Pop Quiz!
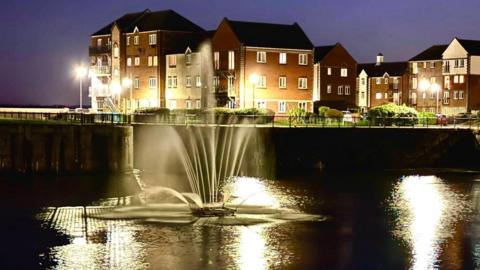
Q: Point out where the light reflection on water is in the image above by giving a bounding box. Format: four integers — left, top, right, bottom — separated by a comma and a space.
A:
389, 175, 471, 269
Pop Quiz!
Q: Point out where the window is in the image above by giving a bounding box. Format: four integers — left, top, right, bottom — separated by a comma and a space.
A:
327, 84, 332, 94
327, 68, 332, 76
127, 36, 130, 46
412, 77, 418, 89
375, 93, 382, 99
384, 93, 388, 99
134, 57, 140, 66
196, 100, 201, 109
423, 62, 427, 68
384, 77, 389, 84
376, 78, 381, 85
149, 34, 157, 45
185, 100, 192, 109
186, 53, 192, 65
213, 76, 219, 87
422, 92, 426, 99
444, 76, 450, 89
186, 76, 192, 87
148, 77, 157, 89
454, 59, 459, 68
279, 53, 287, 64
412, 62, 418, 74
459, 75, 464, 83
96, 38, 102, 48
153, 56, 158, 66
148, 56, 153, 67
454, 90, 458, 99
134, 77, 140, 89
361, 78, 366, 85
345, 85, 351, 95
227, 76, 234, 93
298, 102, 307, 110
393, 77, 399, 89
113, 44, 119, 58
134, 36, 139, 45
454, 75, 459, 83
168, 55, 177, 67
443, 91, 450, 104
459, 59, 465, 68
214, 52, 219, 69
258, 75, 267, 88
430, 77, 436, 84
298, 54, 308, 65
127, 57, 132, 67
195, 76, 201, 87
337, 85, 344, 95
279, 76, 287, 89
257, 51, 267, 63
228, 51, 235, 70
257, 101, 267, 109
167, 76, 172, 88
278, 101, 286, 113
444, 60, 450, 72
430, 61, 435, 68
298, 77, 307, 89
459, 90, 464, 99
169, 100, 177, 109
172, 76, 177, 88
341, 68, 348, 77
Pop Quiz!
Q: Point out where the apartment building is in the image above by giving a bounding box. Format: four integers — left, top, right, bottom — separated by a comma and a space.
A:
357, 54, 409, 109
313, 43, 357, 111
89, 9, 204, 112
164, 32, 214, 109
409, 44, 448, 113
441, 38, 480, 114
211, 18, 314, 114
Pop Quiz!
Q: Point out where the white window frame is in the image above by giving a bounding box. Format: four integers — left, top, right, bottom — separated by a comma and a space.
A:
430, 61, 435, 68
196, 100, 201, 109
172, 76, 177, 88
256, 100, 267, 109
185, 53, 192, 65
168, 55, 177, 67
195, 76, 201, 87
134, 77, 140, 89
278, 101, 286, 113
338, 85, 344, 95
186, 76, 192, 87
376, 78, 381, 85
279, 76, 287, 89
126, 36, 130, 46
258, 75, 267, 88
134, 57, 140, 66
214, 52, 220, 69
228, 51, 235, 70
459, 90, 464, 99
327, 84, 332, 93
257, 51, 267, 63
454, 90, 458, 99
298, 54, 308, 65
298, 77, 307, 89
327, 67, 332, 76
341, 68, 348, 77
298, 102, 307, 110
213, 76, 219, 88
148, 56, 153, 67
186, 100, 192, 109
375, 93, 382, 100
459, 75, 464, 83
443, 91, 450, 104
153, 56, 158, 66
345, 85, 350, 95
149, 34, 157, 45
148, 77, 157, 89
454, 75, 459, 83
127, 57, 132, 67
279, 53, 287, 64
412, 77, 418, 89
97, 38, 102, 48
134, 36, 139, 45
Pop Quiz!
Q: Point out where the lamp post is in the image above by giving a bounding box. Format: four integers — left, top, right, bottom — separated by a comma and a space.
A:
419, 78, 441, 114
75, 65, 87, 109
111, 81, 122, 112
122, 77, 133, 114
249, 73, 259, 108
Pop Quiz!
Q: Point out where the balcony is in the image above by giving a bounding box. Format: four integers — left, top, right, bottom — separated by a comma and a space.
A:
89, 45, 112, 55
90, 66, 111, 76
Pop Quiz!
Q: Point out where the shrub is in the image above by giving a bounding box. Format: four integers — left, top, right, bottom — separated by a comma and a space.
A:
288, 108, 306, 118
325, 108, 343, 119
318, 106, 330, 117
368, 103, 418, 126
418, 111, 437, 125
135, 107, 170, 115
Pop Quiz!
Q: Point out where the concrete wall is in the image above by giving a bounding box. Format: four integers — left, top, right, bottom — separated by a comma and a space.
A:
0, 124, 133, 174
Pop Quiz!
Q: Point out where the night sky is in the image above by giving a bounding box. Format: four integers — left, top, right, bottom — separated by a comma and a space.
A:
2, 0, 480, 106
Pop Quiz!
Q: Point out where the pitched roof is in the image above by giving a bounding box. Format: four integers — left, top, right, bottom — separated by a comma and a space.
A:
92, 9, 204, 36
409, 45, 448, 61
314, 45, 336, 62
357, 62, 408, 77
164, 31, 215, 54
225, 19, 313, 49
457, 38, 480, 56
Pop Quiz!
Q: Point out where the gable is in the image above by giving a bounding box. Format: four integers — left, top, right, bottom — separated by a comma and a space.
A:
443, 38, 468, 59
321, 43, 357, 66
212, 19, 242, 50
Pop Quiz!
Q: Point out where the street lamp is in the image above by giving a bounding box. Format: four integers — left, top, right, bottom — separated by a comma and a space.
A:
75, 65, 88, 109
249, 73, 259, 108
122, 77, 133, 113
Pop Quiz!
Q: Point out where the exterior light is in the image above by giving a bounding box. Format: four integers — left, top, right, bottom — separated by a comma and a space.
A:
431, 83, 440, 93
75, 65, 88, 79
122, 78, 132, 88
111, 82, 122, 95
249, 73, 259, 85
419, 79, 430, 91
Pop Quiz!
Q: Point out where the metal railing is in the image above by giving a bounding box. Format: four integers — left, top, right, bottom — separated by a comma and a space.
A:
1, 111, 480, 129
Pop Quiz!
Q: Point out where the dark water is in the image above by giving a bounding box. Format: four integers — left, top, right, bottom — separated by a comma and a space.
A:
1, 170, 480, 269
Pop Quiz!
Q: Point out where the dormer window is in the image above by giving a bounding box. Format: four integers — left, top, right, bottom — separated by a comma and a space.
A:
186, 53, 192, 65
113, 43, 119, 58
134, 36, 139, 45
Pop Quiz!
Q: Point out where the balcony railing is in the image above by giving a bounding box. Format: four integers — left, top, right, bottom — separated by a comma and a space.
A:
89, 45, 112, 55
90, 66, 111, 76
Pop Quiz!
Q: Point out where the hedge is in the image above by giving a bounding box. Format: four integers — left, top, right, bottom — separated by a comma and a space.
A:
368, 103, 418, 126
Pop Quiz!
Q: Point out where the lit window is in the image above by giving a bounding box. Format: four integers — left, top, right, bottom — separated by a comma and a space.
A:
279, 53, 287, 64
298, 54, 308, 65
345, 85, 350, 95
127, 36, 130, 46
341, 68, 348, 77
430, 77, 436, 84
134, 57, 140, 66
195, 76, 201, 87
454, 75, 459, 83
214, 52, 219, 69
327, 84, 332, 93
186, 100, 192, 109
133, 77, 140, 89
148, 77, 157, 89
127, 57, 132, 67
258, 75, 267, 88
96, 38, 102, 48
412, 77, 418, 89
412, 62, 418, 74
278, 101, 286, 113
375, 93, 382, 99
168, 55, 177, 67
298, 77, 307, 89
148, 56, 153, 67
149, 34, 157, 45
338, 85, 343, 95
459, 90, 464, 99
227, 76, 234, 93
430, 61, 435, 68
186, 76, 192, 87
257, 51, 267, 63
423, 62, 427, 68
186, 53, 191, 65
384, 77, 389, 84
385, 92, 388, 99
443, 91, 450, 104
228, 51, 235, 70
153, 56, 158, 66
444, 76, 450, 89
279, 76, 287, 89
134, 36, 139, 45
113, 44, 119, 58
459, 75, 464, 83
327, 68, 332, 75
213, 76, 219, 87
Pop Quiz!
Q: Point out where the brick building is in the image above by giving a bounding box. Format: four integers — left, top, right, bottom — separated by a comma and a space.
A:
211, 18, 314, 114
408, 44, 448, 113
88, 9, 204, 112
313, 43, 357, 111
357, 54, 409, 109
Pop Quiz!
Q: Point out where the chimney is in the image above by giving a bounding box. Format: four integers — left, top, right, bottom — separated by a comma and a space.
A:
376, 53, 384, 66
